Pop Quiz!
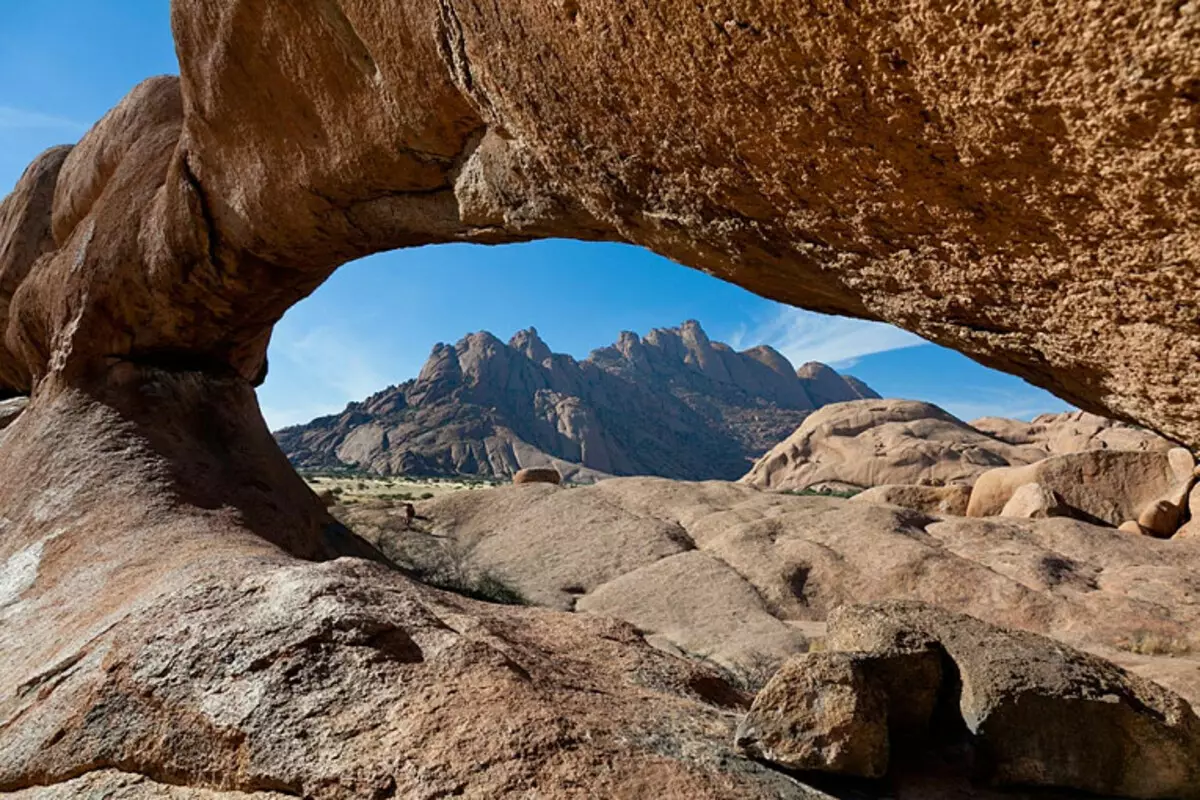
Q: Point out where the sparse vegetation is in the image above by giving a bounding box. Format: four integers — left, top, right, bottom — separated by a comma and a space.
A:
689, 649, 786, 695
1115, 630, 1193, 657
405, 540, 527, 606
784, 487, 862, 500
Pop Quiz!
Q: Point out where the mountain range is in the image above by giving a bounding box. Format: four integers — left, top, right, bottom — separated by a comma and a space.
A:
274, 320, 877, 481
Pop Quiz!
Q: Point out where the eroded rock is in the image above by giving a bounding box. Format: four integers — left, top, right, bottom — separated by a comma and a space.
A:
824, 602, 1200, 798
734, 651, 890, 778
967, 450, 1189, 526
998, 482, 1069, 520
742, 400, 1042, 492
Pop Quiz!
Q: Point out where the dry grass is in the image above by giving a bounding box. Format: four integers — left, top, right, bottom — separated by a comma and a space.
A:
303, 473, 499, 505
1114, 629, 1194, 657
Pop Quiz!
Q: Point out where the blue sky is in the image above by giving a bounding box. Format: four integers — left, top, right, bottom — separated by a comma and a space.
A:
0, 4, 1073, 430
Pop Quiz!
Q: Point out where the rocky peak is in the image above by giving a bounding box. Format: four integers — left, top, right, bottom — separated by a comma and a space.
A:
743, 345, 796, 378
509, 327, 552, 363
797, 361, 878, 405
279, 322, 880, 481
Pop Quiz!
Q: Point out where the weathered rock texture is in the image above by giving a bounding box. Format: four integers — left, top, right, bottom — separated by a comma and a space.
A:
1, 1, 1199, 796
742, 399, 1047, 491
0, 385, 813, 799
276, 322, 875, 481
743, 400, 1179, 495
344, 478, 1200, 711
966, 449, 1194, 526
742, 602, 1200, 798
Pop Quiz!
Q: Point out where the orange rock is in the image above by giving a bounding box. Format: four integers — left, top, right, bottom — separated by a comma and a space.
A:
513, 466, 563, 486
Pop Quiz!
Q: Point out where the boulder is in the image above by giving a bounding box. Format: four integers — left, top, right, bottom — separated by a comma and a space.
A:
513, 467, 563, 486
824, 602, 1200, 798
1119, 520, 1150, 536
1139, 499, 1185, 539
850, 484, 971, 516
742, 400, 1043, 492
973, 411, 1176, 456
998, 482, 1069, 519
734, 651, 890, 778
967, 450, 1188, 526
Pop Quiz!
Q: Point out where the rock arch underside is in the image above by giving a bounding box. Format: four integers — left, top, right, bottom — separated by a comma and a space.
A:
0, 1, 1198, 798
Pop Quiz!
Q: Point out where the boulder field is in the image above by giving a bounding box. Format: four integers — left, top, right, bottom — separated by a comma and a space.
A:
0, 1, 1198, 797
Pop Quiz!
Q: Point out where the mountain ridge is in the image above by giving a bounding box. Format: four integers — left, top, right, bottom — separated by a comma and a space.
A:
276, 320, 878, 481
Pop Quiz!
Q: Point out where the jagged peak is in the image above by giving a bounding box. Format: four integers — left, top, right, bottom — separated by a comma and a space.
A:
509, 327, 552, 362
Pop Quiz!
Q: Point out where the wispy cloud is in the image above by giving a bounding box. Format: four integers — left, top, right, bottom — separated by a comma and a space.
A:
0, 106, 85, 132
260, 325, 390, 430
730, 306, 925, 367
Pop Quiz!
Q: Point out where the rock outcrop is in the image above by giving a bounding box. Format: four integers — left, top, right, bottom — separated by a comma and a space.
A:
740, 601, 1200, 798
276, 322, 875, 481
741, 399, 1046, 492
973, 411, 1177, 456
343, 477, 1200, 711
966, 449, 1194, 527
1, 1, 1199, 796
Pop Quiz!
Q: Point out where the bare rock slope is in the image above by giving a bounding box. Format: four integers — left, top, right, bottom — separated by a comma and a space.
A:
276, 321, 875, 481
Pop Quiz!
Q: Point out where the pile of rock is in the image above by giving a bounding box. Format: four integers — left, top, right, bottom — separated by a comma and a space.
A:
736, 601, 1200, 798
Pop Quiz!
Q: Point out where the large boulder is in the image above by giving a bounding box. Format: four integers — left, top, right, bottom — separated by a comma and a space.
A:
742, 400, 1043, 492
746, 601, 1200, 797
998, 482, 1069, 519
512, 466, 563, 486
966, 449, 1193, 527
733, 651, 891, 778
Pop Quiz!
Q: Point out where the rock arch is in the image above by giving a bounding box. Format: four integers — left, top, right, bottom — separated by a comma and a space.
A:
0, 4, 1197, 792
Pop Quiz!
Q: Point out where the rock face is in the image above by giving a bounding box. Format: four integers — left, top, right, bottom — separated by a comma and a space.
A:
1, 2, 1198, 796
276, 322, 875, 481
2, 1, 1194, 445
742, 399, 1046, 492
744, 601, 1200, 798
0, 384, 815, 800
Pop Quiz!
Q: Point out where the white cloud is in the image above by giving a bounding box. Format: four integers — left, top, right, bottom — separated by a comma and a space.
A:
0, 106, 85, 131
259, 401, 348, 431
259, 325, 390, 430
736, 306, 925, 367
